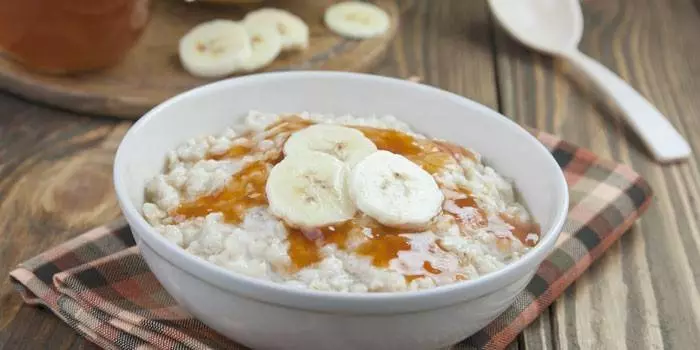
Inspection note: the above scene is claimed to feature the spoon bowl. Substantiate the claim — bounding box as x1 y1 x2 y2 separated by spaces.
488 0 691 163
489 0 583 54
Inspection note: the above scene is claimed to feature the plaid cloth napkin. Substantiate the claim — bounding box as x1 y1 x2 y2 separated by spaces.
10 131 653 350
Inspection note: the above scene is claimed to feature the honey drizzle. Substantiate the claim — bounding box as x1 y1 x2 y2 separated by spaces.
174 116 541 276
410 151 454 175
452 194 488 228
404 261 442 283
287 228 323 268
404 275 422 283
173 161 269 224
449 190 540 245
264 116 313 135
356 234 411 267
320 220 358 250
434 140 477 161
500 214 541 247
206 116 312 161
287 216 414 269
354 126 455 175
209 118 454 174
355 126 424 155
423 261 441 274
208 144 252 160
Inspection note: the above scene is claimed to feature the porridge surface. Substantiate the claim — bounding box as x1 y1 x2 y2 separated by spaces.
143 111 540 293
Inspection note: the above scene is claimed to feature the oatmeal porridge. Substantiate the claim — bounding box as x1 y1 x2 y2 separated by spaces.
142 111 541 293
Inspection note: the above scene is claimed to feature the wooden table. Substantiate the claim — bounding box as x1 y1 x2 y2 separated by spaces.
1 0 699 348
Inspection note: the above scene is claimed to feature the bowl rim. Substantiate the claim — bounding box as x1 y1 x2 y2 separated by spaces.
114 71 569 313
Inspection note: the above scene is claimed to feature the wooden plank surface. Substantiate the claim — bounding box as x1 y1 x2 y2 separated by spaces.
494 0 700 349
1 0 699 349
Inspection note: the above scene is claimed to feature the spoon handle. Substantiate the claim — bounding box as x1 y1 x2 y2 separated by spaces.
563 50 691 163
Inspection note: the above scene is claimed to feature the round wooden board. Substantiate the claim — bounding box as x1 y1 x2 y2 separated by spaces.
0 0 398 119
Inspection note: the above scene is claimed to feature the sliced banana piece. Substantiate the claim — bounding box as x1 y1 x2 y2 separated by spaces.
243 8 309 50
324 1 390 39
240 23 283 71
284 124 377 166
179 20 252 78
349 151 443 229
266 151 356 228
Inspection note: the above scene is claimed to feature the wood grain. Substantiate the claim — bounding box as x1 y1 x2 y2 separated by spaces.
0 0 398 119
494 0 700 349
0 101 129 348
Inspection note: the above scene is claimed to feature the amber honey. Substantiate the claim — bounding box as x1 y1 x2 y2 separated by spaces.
404 262 442 283
411 151 453 174
0 0 150 74
355 125 457 175
320 220 358 250
209 144 253 161
355 126 424 155
285 215 414 269
500 214 541 247
264 116 314 135
174 116 540 277
174 161 269 224
287 228 323 269
206 117 313 161
435 140 477 161
452 194 488 228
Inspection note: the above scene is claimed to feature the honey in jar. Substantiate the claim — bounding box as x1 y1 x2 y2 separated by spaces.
0 0 151 74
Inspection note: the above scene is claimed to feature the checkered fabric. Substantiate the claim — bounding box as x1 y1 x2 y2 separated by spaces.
10 132 653 350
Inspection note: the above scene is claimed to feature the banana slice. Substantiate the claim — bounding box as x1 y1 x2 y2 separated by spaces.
283 124 377 166
324 2 390 39
266 151 356 228
349 151 444 229
243 8 309 51
240 23 283 71
178 20 252 78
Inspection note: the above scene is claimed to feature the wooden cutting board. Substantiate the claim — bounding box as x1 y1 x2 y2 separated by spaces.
0 0 398 119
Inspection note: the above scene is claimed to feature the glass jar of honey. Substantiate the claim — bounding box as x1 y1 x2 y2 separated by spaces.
0 0 151 74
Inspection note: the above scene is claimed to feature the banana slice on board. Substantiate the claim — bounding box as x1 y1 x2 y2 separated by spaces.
324 1 390 39
178 20 252 78
240 23 283 71
266 151 356 228
243 8 309 51
283 124 377 166
349 151 444 229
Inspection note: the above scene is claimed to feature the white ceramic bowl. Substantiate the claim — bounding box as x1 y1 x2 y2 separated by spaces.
114 71 568 350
